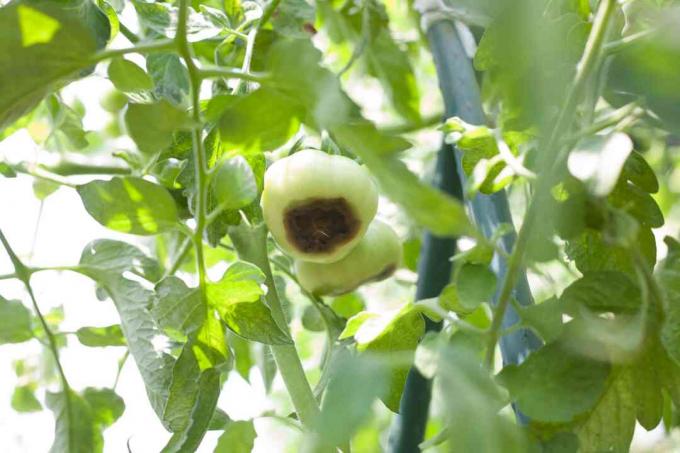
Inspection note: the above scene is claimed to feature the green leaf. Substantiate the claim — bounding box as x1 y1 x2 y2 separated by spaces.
45 95 89 150
212 156 258 210
153 277 205 340
567 133 634 197
207 262 291 345
517 297 563 343
78 239 161 282
566 227 656 277
161 369 220 453
107 57 153 93
623 151 658 194
124 101 192 154
497 341 610 422
75 325 126 347
609 181 664 229
33 179 60 201
163 344 203 432
576 369 636 452
0 296 33 344
353 304 425 412
229 332 253 381
365 27 420 123
214 420 257 453
151 276 206 336
456 263 497 309
437 335 527 452
0 0 110 129
11 384 42 412
218 88 302 154
192 311 230 370
47 390 101 453
82 387 125 428
607 14 680 132
271 0 315 38
80 241 173 423
339 311 378 340
329 293 365 319
77 177 179 235
631 349 663 430
146 53 190 106
317 350 387 446
560 271 642 315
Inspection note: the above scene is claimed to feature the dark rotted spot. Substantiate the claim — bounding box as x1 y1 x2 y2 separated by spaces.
284 198 359 254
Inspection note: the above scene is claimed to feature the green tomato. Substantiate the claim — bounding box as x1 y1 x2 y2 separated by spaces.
295 219 402 296
261 149 378 263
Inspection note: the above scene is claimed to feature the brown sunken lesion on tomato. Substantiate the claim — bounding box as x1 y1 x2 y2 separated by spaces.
283 197 360 254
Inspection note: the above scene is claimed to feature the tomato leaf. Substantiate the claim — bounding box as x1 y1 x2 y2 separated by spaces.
77 177 179 235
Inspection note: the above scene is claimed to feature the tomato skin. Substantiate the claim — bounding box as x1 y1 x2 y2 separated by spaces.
261 149 378 263
295 219 402 296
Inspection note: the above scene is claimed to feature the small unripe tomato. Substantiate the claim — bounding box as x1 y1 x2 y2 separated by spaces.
295 219 402 296
261 149 379 263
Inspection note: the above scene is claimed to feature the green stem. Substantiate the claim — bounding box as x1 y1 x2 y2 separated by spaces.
11 163 77 188
484 0 617 369
0 273 17 280
604 29 655 54
163 237 193 279
39 161 131 176
198 67 269 83
258 0 282 31
0 230 73 449
229 224 321 429
564 102 642 144
378 111 443 135
92 39 176 62
176 0 209 294
119 22 141 44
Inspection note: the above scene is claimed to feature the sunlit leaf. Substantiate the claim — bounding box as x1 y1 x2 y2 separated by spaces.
77 177 179 235
0 0 110 129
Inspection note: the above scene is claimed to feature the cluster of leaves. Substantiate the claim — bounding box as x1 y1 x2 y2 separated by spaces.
1 0 680 452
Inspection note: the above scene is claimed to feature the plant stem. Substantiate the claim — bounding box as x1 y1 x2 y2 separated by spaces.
258 0 282 31
0 272 17 280
197 67 269 83
40 161 131 176
92 39 176 62
604 29 656 54
0 230 73 449
229 223 321 429
119 22 141 44
483 0 617 368
176 0 209 295
11 163 77 188
378 111 444 135
163 237 193 279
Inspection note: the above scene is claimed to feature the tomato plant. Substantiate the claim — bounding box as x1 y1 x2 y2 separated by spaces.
1 0 680 452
